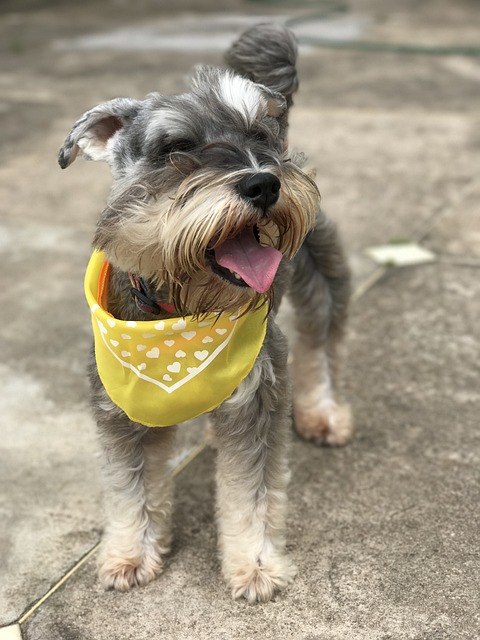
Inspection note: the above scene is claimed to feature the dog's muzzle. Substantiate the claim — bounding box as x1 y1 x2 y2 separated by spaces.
204 172 283 293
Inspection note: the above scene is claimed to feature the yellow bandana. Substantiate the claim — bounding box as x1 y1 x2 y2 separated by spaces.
84 250 267 427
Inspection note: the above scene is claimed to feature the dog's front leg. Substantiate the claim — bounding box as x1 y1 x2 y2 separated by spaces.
94 395 176 591
211 323 296 603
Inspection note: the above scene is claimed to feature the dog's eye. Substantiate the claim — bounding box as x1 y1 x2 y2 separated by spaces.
163 138 194 154
249 125 275 145
252 129 270 143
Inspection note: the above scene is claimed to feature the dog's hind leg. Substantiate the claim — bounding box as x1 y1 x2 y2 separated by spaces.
93 388 176 591
289 210 353 446
211 324 296 603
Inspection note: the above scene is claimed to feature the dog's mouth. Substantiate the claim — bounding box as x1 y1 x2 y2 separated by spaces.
207 226 283 293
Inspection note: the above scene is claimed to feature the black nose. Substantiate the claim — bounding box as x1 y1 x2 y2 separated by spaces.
238 172 281 211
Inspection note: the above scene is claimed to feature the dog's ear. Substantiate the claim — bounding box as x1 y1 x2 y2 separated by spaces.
58 98 141 169
261 88 287 120
225 24 298 108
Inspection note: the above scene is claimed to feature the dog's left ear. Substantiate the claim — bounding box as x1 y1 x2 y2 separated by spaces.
58 98 141 169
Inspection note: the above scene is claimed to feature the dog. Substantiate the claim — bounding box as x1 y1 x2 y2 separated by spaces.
58 23 352 603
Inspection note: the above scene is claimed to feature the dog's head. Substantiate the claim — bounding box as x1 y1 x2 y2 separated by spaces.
59 35 320 315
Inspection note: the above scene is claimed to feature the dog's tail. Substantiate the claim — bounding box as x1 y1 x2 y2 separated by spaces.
225 23 298 108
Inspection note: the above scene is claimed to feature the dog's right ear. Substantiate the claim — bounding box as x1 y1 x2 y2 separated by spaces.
225 24 298 108
58 98 141 169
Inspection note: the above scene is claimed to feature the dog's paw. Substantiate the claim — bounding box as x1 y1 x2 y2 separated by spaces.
294 400 353 446
98 547 165 591
229 558 297 603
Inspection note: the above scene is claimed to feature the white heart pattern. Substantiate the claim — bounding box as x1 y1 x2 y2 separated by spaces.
93 300 244 399
172 319 187 331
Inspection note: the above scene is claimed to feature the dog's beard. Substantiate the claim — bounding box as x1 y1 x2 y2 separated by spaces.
95 162 320 316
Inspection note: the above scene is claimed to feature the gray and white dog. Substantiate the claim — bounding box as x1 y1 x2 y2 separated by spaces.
59 24 352 603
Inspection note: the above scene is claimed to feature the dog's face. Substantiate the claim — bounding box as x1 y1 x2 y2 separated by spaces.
59 66 320 315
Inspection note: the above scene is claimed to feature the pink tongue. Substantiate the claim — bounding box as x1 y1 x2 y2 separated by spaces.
214 228 282 293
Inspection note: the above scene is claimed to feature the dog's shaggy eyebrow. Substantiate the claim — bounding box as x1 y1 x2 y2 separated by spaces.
143 83 266 152
145 105 194 143
215 73 264 124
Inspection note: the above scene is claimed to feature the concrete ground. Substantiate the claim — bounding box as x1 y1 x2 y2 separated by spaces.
1 0 479 638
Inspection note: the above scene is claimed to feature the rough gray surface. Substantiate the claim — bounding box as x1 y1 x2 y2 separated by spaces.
1 0 479 638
